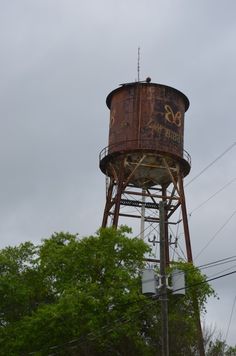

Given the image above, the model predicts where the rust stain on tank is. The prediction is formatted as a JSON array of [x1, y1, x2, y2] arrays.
[[106, 83, 189, 158], [100, 82, 190, 187]]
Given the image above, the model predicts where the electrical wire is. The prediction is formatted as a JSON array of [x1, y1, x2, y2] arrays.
[[102, 144, 236, 352], [169, 243, 186, 261], [141, 255, 236, 287], [107, 144, 236, 266], [27, 268, 236, 355], [185, 142, 236, 188], [122, 192, 159, 221], [175, 240, 186, 261], [189, 177, 236, 216], [191, 254, 236, 269], [194, 255, 236, 272], [29, 296, 154, 355], [122, 184, 187, 263], [201, 259, 236, 274], [167, 255, 236, 280], [168, 221, 186, 261], [206, 263, 236, 281], [170, 269, 236, 294], [122, 192, 184, 261], [225, 295, 236, 343], [26, 256, 236, 355], [194, 210, 236, 260], [122, 192, 158, 238], [25, 255, 236, 354]]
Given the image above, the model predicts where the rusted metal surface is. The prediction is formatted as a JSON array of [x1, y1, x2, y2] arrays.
[[178, 168, 193, 262], [101, 81, 193, 264], [101, 178, 114, 228], [101, 158, 193, 263], [107, 82, 189, 158], [100, 143, 191, 165], [112, 158, 125, 228], [100, 82, 203, 354], [100, 150, 190, 188], [100, 82, 191, 188]]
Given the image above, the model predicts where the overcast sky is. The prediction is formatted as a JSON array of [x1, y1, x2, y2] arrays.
[[0, 0, 236, 347]]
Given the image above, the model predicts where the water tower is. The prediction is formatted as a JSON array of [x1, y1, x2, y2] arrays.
[[99, 79, 193, 264]]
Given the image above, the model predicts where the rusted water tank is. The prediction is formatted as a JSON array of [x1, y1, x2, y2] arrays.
[[100, 81, 191, 187]]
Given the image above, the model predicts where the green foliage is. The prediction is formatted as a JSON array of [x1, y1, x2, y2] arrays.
[[0, 227, 218, 355], [166, 262, 216, 355], [168, 261, 216, 312], [0, 227, 153, 355], [0, 242, 46, 325], [206, 339, 236, 356]]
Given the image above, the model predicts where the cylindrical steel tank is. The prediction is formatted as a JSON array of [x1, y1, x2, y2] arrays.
[[107, 82, 189, 157], [100, 81, 191, 187]]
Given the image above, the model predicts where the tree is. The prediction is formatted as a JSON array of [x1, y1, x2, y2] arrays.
[[0, 227, 153, 355], [206, 337, 236, 356], [166, 261, 216, 355], [0, 226, 216, 355]]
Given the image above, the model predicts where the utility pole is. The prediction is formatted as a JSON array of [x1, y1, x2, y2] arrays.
[[140, 189, 145, 240], [159, 201, 169, 356]]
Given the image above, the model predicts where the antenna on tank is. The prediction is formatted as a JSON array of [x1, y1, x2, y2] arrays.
[[137, 47, 140, 82]]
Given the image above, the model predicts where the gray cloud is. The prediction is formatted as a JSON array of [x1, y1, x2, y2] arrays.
[[0, 0, 235, 346]]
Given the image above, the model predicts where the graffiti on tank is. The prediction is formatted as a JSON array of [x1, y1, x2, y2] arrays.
[[164, 105, 182, 127], [145, 120, 182, 144]]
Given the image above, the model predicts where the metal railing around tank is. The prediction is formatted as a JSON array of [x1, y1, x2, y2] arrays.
[[183, 150, 191, 166], [99, 139, 191, 166]]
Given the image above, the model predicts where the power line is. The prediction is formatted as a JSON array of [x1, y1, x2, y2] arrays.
[[207, 263, 236, 281], [122, 192, 186, 261], [144, 255, 236, 282], [199, 255, 236, 269], [24, 248, 236, 355], [183, 257, 236, 277], [201, 259, 236, 276], [194, 210, 236, 260], [170, 269, 236, 294], [189, 177, 236, 216], [225, 295, 236, 343], [185, 142, 236, 188], [27, 268, 236, 355], [169, 241, 186, 261]]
